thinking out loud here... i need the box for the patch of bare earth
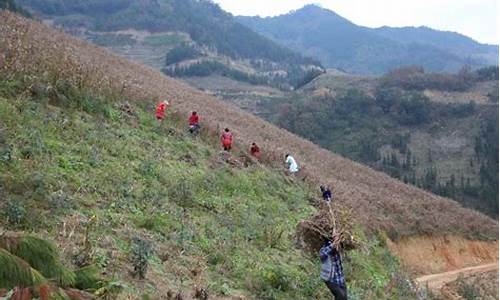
[387,236,498,276]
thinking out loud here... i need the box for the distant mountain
[18,0,324,90]
[374,26,498,64]
[237,5,499,74]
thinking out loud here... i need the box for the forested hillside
[18,0,324,90]
[237,5,498,74]
[0,0,29,15]
[256,66,499,217]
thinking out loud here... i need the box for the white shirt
[286,156,299,173]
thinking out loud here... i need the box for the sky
[213,0,499,45]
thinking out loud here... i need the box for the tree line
[380,65,499,92]
[260,84,498,217]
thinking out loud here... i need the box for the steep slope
[17,0,324,90]
[237,5,498,74]
[0,11,419,299]
[0,9,497,271]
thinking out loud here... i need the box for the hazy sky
[213,0,499,45]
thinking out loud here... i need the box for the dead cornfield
[0,11,497,241]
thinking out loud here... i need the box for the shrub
[456,276,480,300]
[74,265,103,290]
[130,237,154,279]
[0,145,12,163]
[168,178,196,207]
[5,200,26,226]
[246,265,292,299]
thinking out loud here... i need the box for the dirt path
[415,262,499,291]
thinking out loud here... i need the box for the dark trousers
[189,124,200,134]
[324,281,347,300]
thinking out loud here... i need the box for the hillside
[0,10,498,297]
[17,0,324,90]
[1,8,497,240]
[240,68,498,218]
[237,5,499,74]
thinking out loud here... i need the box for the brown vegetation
[0,11,497,242]
[441,270,499,300]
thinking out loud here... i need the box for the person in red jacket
[188,111,200,134]
[221,128,233,152]
[250,143,261,159]
[155,100,169,120]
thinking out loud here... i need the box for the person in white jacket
[285,154,299,175]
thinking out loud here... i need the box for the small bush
[74,265,103,290]
[456,276,481,300]
[0,145,12,163]
[130,237,154,279]
[168,179,196,207]
[247,265,292,300]
[5,200,26,226]
[49,190,75,210]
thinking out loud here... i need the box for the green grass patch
[143,33,187,47]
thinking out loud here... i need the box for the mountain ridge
[237,4,498,74]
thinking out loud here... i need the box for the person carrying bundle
[221,128,233,152]
[320,237,347,300]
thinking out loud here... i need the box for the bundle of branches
[297,202,358,253]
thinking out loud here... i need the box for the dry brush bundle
[297,201,358,253]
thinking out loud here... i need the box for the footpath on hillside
[415,262,499,291]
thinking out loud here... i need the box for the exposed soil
[387,236,498,275]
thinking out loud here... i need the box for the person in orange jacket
[221,128,233,152]
[155,100,169,120]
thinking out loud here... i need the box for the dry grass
[441,270,499,300]
[0,11,497,241]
